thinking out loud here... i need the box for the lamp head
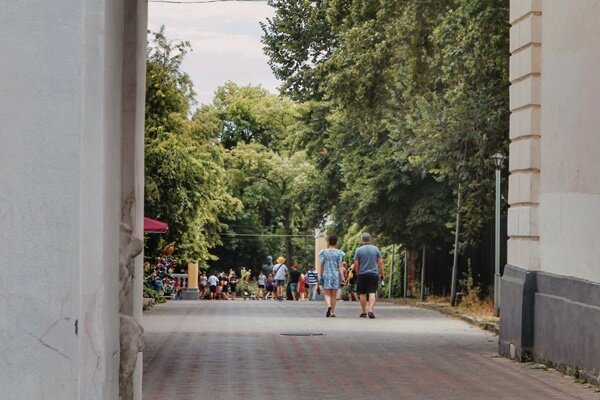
[491,152,507,169]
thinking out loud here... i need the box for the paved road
[142,300,598,400]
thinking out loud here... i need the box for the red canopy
[144,217,169,233]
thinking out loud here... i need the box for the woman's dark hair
[327,235,338,246]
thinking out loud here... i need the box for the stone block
[509,137,541,171]
[508,171,540,205]
[510,0,542,24]
[507,237,540,270]
[510,76,542,111]
[510,45,542,82]
[508,205,539,237]
[510,107,542,139]
[510,14,543,53]
[499,265,536,360]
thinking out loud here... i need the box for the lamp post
[491,152,507,315]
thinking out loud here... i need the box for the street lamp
[491,152,506,315]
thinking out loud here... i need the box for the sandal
[368,312,375,319]
[326,307,332,318]
[359,313,367,318]
[330,313,336,318]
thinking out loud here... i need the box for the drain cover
[280,332,324,337]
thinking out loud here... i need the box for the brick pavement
[142,300,598,399]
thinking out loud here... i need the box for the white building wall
[507,0,542,271]
[538,1,600,283]
[0,1,146,398]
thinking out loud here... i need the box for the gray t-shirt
[354,244,382,275]
[273,263,288,280]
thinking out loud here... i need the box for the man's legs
[359,294,367,314]
[368,292,376,312]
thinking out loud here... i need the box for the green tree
[145,28,241,264]
[221,143,315,269]
[212,82,298,149]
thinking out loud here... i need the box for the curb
[143,297,154,311]
[414,302,500,335]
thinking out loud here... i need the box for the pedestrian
[221,272,229,300]
[306,266,319,301]
[353,233,384,318]
[265,273,275,300]
[257,271,266,299]
[299,271,306,301]
[346,264,358,301]
[199,271,208,299]
[272,257,288,301]
[337,262,348,300]
[289,263,301,301]
[229,271,238,300]
[319,235,345,317]
[207,272,219,300]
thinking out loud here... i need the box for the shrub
[143,285,167,304]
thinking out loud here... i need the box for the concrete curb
[143,297,154,311]
[414,302,500,335]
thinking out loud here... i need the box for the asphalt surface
[142,299,599,399]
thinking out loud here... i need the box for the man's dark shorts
[209,285,217,293]
[357,274,379,295]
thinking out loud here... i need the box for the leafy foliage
[145,28,241,264]
[262,0,510,252]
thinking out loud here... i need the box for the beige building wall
[315,236,328,270]
[508,0,600,282]
[507,0,542,272]
[538,1,600,282]
[503,0,600,380]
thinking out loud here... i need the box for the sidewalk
[142,300,598,399]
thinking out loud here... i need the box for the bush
[143,285,167,304]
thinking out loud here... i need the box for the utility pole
[403,249,408,298]
[388,244,395,298]
[450,186,462,306]
[420,245,426,302]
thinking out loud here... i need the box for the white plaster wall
[0,1,127,398]
[539,1,600,283]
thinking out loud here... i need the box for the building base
[182,288,199,300]
[500,265,600,383]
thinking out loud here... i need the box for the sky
[148,1,280,106]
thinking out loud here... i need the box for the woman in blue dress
[319,235,345,317]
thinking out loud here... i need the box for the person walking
[199,271,208,299]
[306,266,319,301]
[207,272,219,300]
[272,257,288,301]
[265,273,275,300]
[346,264,358,301]
[229,271,238,300]
[319,235,345,317]
[257,271,266,299]
[299,272,306,301]
[289,263,301,301]
[353,233,384,318]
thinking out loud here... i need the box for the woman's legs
[328,290,338,315]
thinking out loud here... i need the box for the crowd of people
[146,232,385,319]
[198,232,384,318]
[199,270,239,300]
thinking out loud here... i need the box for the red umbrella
[144,217,169,233]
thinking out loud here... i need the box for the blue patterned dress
[319,248,345,290]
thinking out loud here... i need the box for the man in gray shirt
[353,232,384,318]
